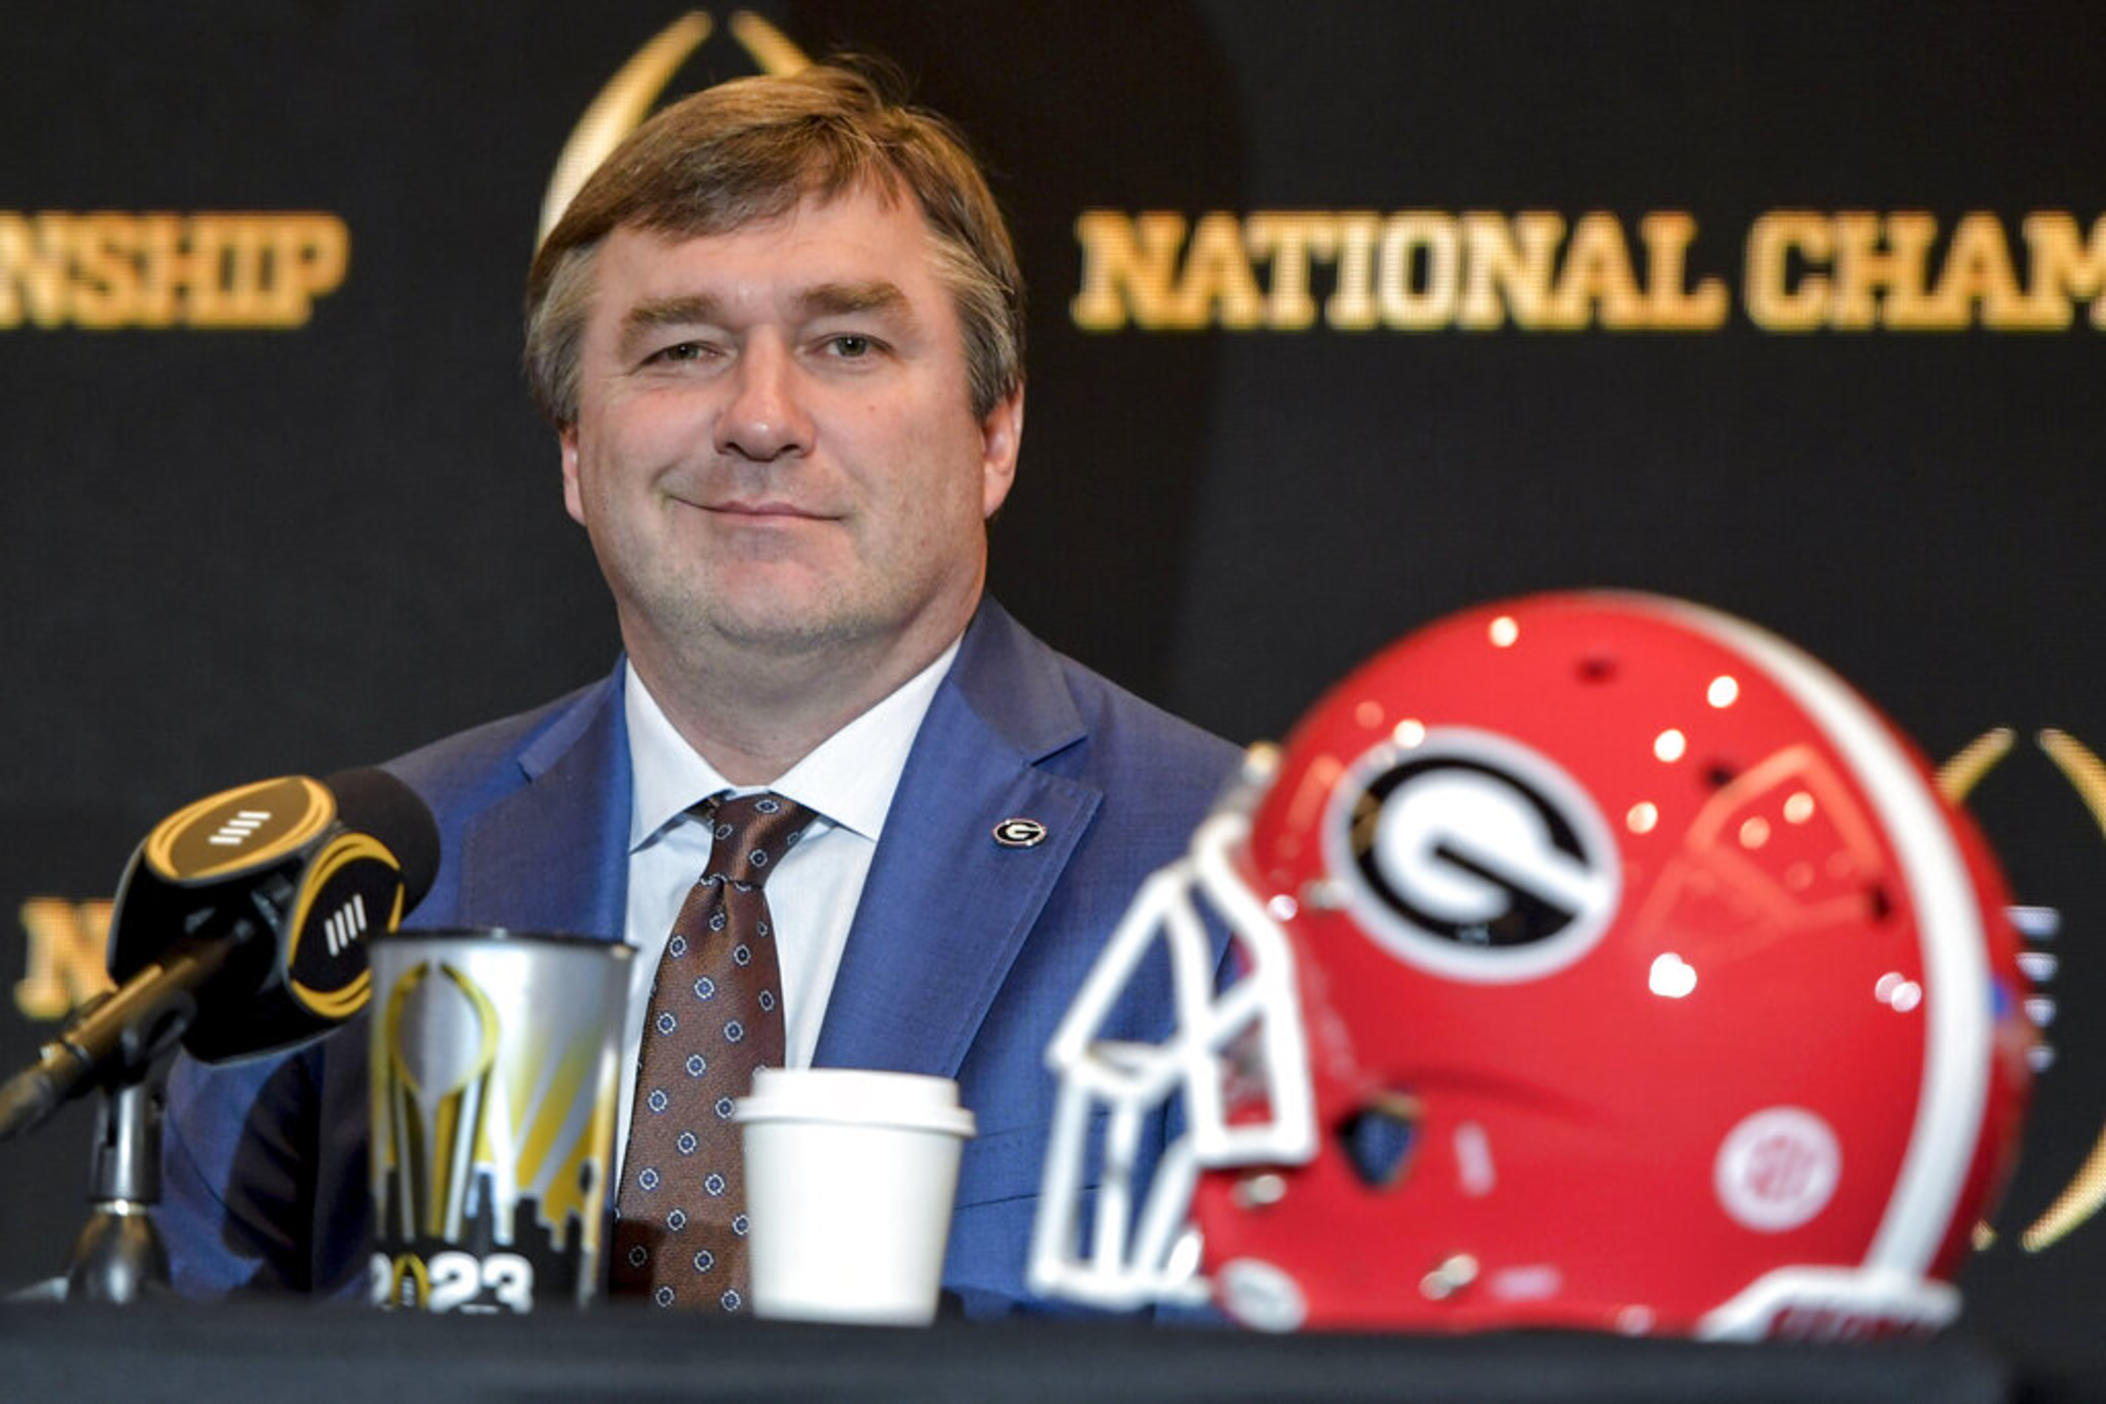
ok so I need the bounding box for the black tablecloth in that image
[0,1301,2049,1403]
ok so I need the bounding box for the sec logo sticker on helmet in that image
[1030,591,2034,1340]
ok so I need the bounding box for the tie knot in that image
[699,792,814,887]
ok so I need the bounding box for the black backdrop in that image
[3,1,2102,1364]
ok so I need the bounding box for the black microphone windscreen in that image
[323,767,440,910]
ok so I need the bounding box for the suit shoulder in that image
[960,603,1240,795]
[1060,655,1238,762]
[379,675,615,822]
[1045,651,1244,817]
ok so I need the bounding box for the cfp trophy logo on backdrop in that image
[538,10,810,244]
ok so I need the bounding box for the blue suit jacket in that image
[159,599,1240,1313]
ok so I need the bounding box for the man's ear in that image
[980,384,1024,519]
[560,424,586,524]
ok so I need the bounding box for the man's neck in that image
[623,601,977,786]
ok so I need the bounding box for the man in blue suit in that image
[158,63,1238,1314]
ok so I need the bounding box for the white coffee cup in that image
[735,1068,977,1325]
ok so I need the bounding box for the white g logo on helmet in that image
[1326,727,1620,983]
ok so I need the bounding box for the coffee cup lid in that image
[735,1068,976,1138]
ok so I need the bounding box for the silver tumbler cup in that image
[367,928,631,1312]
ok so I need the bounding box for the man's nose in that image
[714,340,814,462]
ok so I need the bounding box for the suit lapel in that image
[814,603,1099,1076]
[457,672,631,941]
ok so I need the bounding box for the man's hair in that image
[524,60,1024,428]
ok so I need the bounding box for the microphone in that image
[0,769,439,1140]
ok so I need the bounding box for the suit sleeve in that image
[160,1045,320,1296]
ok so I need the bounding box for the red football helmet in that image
[1030,592,2033,1338]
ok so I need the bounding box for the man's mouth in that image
[696,498,831,520]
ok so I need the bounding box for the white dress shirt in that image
[612,639,960,1154]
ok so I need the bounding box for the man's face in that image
[561,184,1021,678]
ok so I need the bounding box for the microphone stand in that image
[0,985,189,1304]
[0,937,237,1302]
[63,1056,174,1304]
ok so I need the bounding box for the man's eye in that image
[649,341,708,364]
[828,334,873,358]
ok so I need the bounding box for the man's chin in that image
[696,596,880,657]
[709,615,859,655]
[643,565,858,648]
[626,565,974,670]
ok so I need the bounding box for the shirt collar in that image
[624,635,962,851]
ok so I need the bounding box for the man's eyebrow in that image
[797,280,912,320]
[614,283,914,352]
[622,294,723,341]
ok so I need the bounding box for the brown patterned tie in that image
[611,791,814,1310]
